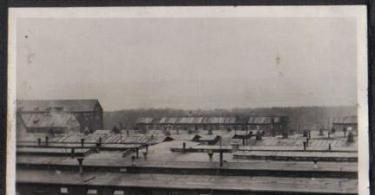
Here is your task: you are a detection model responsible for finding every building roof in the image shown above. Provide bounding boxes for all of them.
[333,116,358,125]
[20,112,80,129]
[136,116,288,125]
[234,131,252,136]
[201,117,219,124]
[16,144,358,172]
[17,99,101,112]
[159,117,179,124]
[135,117,154,124]
[17,147,90,155]
[224,117,237,123]
[202,117,236,124]
[191,117,204,123]
[234,150,357,159]
[17,170,357,194]
[17,129,153,145]
[147,117,237,124]
[77,131,151,144]
[247,116,273,124]
[179,117,203,124]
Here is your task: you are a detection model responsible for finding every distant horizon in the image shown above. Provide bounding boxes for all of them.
[107,104,358,112]
[16,98,357,112]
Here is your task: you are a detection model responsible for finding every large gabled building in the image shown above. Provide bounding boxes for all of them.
[17,99,103,134]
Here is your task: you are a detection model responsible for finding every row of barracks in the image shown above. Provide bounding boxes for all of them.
[135,116,289,136]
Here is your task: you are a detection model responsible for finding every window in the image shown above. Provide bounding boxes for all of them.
[87,189,98,195]
[60,187,69,195]
[113,190,124,195]
[168,192,182,195]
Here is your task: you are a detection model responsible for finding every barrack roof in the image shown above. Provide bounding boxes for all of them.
[247,116,284,124]
[135,117,154,124]
[17,169,357,194]
[137,117,237,124]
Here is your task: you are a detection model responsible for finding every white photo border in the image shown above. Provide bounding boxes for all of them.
[8,6,369,195]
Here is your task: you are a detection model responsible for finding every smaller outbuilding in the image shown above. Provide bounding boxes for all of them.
[332,116,357,133]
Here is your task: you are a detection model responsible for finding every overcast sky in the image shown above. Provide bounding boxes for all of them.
[16,17,357,111]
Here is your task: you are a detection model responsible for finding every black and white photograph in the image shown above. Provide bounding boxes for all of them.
[7,6,369,195]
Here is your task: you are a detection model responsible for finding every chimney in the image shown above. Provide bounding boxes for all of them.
[303,141,307,151]
[136,148,139,159]
[313,160,318,169]
[347,132,354,143]
[71,148,75,158]
[37,138,41,146]
[77,158,84,176]
[208,150,213,162]
[303,130,308,137]
[131,156,136,166]
[219,150,223,167]
[81,138,85,147]
[98,137,102,147]
[95,143,100,152]
[45,136,49,146]
[328,143,332,151]
[143,151,148,160]
[95,137,102,152]
[182,142,186,153]
[319,128,324,136]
